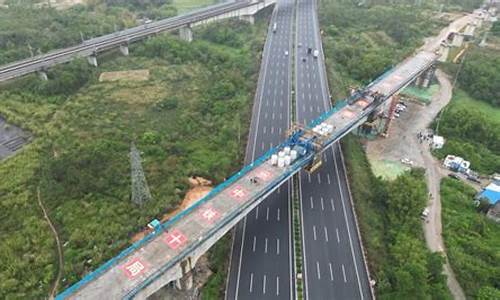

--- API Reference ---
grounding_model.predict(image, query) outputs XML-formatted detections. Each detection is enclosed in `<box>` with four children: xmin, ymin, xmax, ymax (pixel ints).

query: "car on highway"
<box><xmin>284</xmin><ymin>50</ymin><xmax>289</xmax><ymax>56</ymax></box>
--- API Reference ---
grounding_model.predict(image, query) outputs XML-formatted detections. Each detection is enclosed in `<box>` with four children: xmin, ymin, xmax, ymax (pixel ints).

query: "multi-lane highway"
<box><xmin>226</xmin><ymin>0</ymin><xmax>295</xmax><ymax>298</ymax></box>
<box><xmin>295</xmin><ymin>0</ymin><xmax>372</xmax><ymax>299</ymax></box>
<box><xmin>0</xmin><ymin>1</ymin><xmax>256</xmax><ymax>82</ymax></box>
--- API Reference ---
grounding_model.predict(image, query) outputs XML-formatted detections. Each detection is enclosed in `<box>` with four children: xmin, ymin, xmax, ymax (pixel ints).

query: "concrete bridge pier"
<box><xmin>87</xmin><ymin>55</ymin><xmax>98</xmax><ymax>67</ymax></box>
<box><xmin>119</xmin><ymin>44</ymin><xmax>129</xmax><ymax>56</ymax></box>
<box><xmin>239</xmin><ymin>14</ymin><xmax>255</xmax><ymax>24</ymax></box>
<box><xmin>179</xmin><ymin>25</ymin><xmax>193</xmax><ymax>42</ymax></box>
<box><xmin>421</xmin><ymin>66</ymin><xmax>435</xmax><ymax>88</ymax></box>
<box><xmin>437</xmin><ymin>42</ymin><xmax>450</xmax><ymax>62</ymax></box>
<box><xmin>464</xmin><ymin>23</ymin><xmax>476</xmax><ymax>38</ymax></box>
<box><xmin>37</xmin><ymin>70</ymin><xmax>48</xmax><ymax>81</ymax></box>
<box><xmin>415</xmin><ymin>76</ymin><xmax>423</xmax><ymax>87</ymax></box>
<box><xmin>174</xmin><ymin>258</ymin><xmax>194</xmax><ymax>290</ymax></box>
<box><xmin>451</xmin><ymin>33</ymin><xmax>464</xmax><ymax>47</ymax></box>
<box><xmin>474</xmin><ymin>16</ymin><xmax>483</xmax><ymax>28</ymax></box>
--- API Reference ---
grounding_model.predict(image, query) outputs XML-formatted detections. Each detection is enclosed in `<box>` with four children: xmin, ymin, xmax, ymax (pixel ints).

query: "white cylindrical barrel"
<box><xmin>284</xmin><ymin>155</ymin><xmax>291</xmax><ymax>166</ymax></box>
<box><xmin>284</xmin><ymin>146</ymin><xmax>291</xmax><ymax>155</ymax></box>
<box><xmin>278</xmin><ymin>151</ymin><xmax>285</xmax><ymax>157</ymax></box>
<box><xmin>271</xmin><ymin>154</ymin><xmax>278</xmax><ymax>165</ymax></box>
<box><xmin>290</xmin><ymin>150</ymin><xmax>297</xmax><ymax>160</ymax></box>
<box><xmin>278</xmin><ymin>157</ymin><xmax>285</xmax><ymax>167</ymax></box>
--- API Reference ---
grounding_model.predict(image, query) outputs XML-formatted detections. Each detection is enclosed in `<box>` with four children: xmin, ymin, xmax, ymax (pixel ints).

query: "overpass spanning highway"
<box><xmin>0</xmin><ymin>0</ymin><xmax>273</xmax><ymax>82</ymax></box>
<box><xmin>56</xmin><ymin>32</ymin><xmax>445</xmax><ymax>298</ymax></box>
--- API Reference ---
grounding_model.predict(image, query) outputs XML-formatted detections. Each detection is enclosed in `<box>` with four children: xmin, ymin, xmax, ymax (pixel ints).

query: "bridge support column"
<box><xmin>421</xmin><ymin>66</ymin><xmax>435</xmax><ymax>88</ymax></box>
<box><xmin>179</xmin><ymin>25</ymin><xmax>193</xmax><ymax>42</ymax></box>
<box><xmin>239</xmin><ymin>14</ymin><xmax>255</xmax><ymax>24</ymax></box>
<box><xmin>119</xmin><ymin>44</ymin><xmax>129</xmax><ymax>56</ymax></box>
<box><xmin>464</xmin><ymin>23</ymin><xmax>476</xmax><ymax>38</ymax></box>
<box><xmin>382</xmin><ymin>95</ymin><xmax>399</xmax><ymax>136</ymax></box>
<box><xmin>474</xmin><ymin>17</ymin><xmax>483</xmax><ymax>28</ymax></box>
<box><xmin>37</xmin><ymin>70</ymin><xmax>48</xmax><ymax>81</ymax></box>
<box><xmin>87</xmin><ymin>55</ymin><xmax>98</xmax><ymax>67</ymax></box>
<box><xmin>174</xmin><ymin>258</ymin><xmax>194</xmax><ymax>290</ymax></box>
<box><xmin>451</xmin><ymin>33</ymin><xmax>464</xmax><ymax>47</ymax></box>
<box><xmin>437</xmin><ymin>43</ymin><xmax>450</xmax><ymax>62</ymax></box>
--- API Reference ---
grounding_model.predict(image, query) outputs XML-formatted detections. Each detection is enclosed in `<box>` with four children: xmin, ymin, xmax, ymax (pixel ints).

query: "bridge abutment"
<box><xmin>179</xmin><ymin>25</ymin><xmax>193</xmax><ymax>42</ymax></box>
<box><xmin>239</xmin><ymin>14</ymin><xmax>255</xmax><ymax>24</ymax></box>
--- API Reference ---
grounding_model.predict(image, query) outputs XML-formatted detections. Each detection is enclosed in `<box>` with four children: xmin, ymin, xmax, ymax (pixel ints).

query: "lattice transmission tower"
<box><xmin>130</xmin><ymin>142</ymin><xmax>152</xmax><ymax>206</ymax></box>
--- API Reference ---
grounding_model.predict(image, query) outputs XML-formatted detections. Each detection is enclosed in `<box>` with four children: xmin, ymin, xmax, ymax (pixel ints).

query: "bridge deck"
<box><xmin>59</xmin><ymin>147</ymin><xmax>311</xmax><ymax>299</ymax></box>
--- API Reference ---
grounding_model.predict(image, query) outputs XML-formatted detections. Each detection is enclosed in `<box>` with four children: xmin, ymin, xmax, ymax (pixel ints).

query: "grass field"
<box><xmin>449</xmin><ymin>89</ymin><xmax>500</xmax><ymax>124</ymax></box>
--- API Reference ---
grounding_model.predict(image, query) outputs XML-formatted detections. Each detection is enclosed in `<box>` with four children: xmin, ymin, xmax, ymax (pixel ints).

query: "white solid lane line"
<box><xmin>276</xmin><ymin>276</ymin><xmax>280</xmax><ymax>296</ymax></box>
<box><xmin>329</xmin><ymin>263</ymin><xmax>334</xmax><ymax>281</ymax></box>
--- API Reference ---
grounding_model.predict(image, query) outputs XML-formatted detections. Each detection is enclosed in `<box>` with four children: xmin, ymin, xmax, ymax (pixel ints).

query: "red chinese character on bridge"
<box><xmin>163</xmin><ymin>229</ymin><xmax>188</xmax><ymax>250</ymax></box>
<box><xmin>198</xmin><ymin>205</ymin><xmax>220</xmax><ymax>224</ymax></box>
<box><xmin>256</xmin><ymin>169</ymin><xmax>272</xmax><ymax>181</ymax></box>
<box><xmin>121</xmin><ymin>258</ymin><xmax>148</xmax><ymax>279</ymax></box>
<box><xmin>229</xmin><ymin>186</ymin><xmax>248</xmax><ymax>201</ymax></box>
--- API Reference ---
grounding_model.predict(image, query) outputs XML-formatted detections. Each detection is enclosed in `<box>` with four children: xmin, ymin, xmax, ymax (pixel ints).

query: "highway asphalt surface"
<box><xmin>295</xmin><ymin>0</ymin><xmax>372</xmax><ymax>299</ymax></box>
<box><xmin>226</xmin><ymin>0</ymin><xmax>295</xmax><ymax>299</ymax></box>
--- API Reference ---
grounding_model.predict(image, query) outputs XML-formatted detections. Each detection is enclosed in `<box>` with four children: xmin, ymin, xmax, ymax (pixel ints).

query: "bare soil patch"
<box><xmin>99</xmin><ymin>70</ymin><xmax>150</xmax><ymax>83</ymax></box>
<box><xmin>130</xmin><ymin>176</ymin><xmax>212</xmax><ymax>243</ymax></box>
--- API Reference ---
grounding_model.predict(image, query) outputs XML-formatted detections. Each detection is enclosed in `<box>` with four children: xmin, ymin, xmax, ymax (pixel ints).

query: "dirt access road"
<box><xmin>366</xmin><ymin>70</ymin><xmax>466</xmax><ymax>299</ymax></box>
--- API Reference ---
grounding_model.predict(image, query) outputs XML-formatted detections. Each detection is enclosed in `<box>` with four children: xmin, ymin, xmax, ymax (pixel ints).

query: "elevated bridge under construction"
<box><xmin>57</xmin><ymin>47</ymin><xmax>440</xmax><ymax>299</ymax></box>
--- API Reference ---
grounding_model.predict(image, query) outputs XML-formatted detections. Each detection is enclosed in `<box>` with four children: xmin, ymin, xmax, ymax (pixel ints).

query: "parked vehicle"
<box><xmin>313</xmin><ymin>49</ymin><xmax>319</xmax><ymax>58</ymax></box>
<box><xmin>284</xmin><ymin>50</ymin><xmax>289</xmax><ymax>56</ymax></box>
<box><xmin>421</xmin><ymin>207</ymin><xmax>430</xmax><ymax>220</ymax></box>
<box><xmin>272</xmin><ymin>22</ymin><xmax>277</xmax><ymax>33</ymax></box>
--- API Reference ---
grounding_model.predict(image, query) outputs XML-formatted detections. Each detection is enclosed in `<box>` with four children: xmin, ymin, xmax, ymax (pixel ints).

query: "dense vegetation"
<box><xmin>456</xmin><ymin>46</ymin><xmax>500</xmax><ymax>106</ymax></box>
<box><xmin>441</xmin><ymin>178</ymin><xmax>500</xmax><ymax>299</ymax></box>
<box><xmin>433</xmin><ymin>90</ymin><xmax>500</xmax><ymax>174</ymax></box>
<box><xmin>0</xmin><ymin>18</ymin><xmax>266</xmax><ymax>298</ymax></box>
<box><xmin>0</xmin><ymin>0</ymin><xmax>178</xmax><ymax>65</ymax></box>
<box><xmin>342</xmin><ymin>136</ymin><xmax>450</xmax><ymax>299</ymax></box>
<box><xmin>319</xmin><ymin>0</ymin><xmax>447</xmax><ymax>99</ymax></box>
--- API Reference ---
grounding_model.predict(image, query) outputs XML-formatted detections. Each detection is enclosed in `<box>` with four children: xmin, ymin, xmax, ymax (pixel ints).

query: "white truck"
<box><xmin>313</xmin><ymin>49</ymin><xmax>319</xmax><ymax>58</ymax></box>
